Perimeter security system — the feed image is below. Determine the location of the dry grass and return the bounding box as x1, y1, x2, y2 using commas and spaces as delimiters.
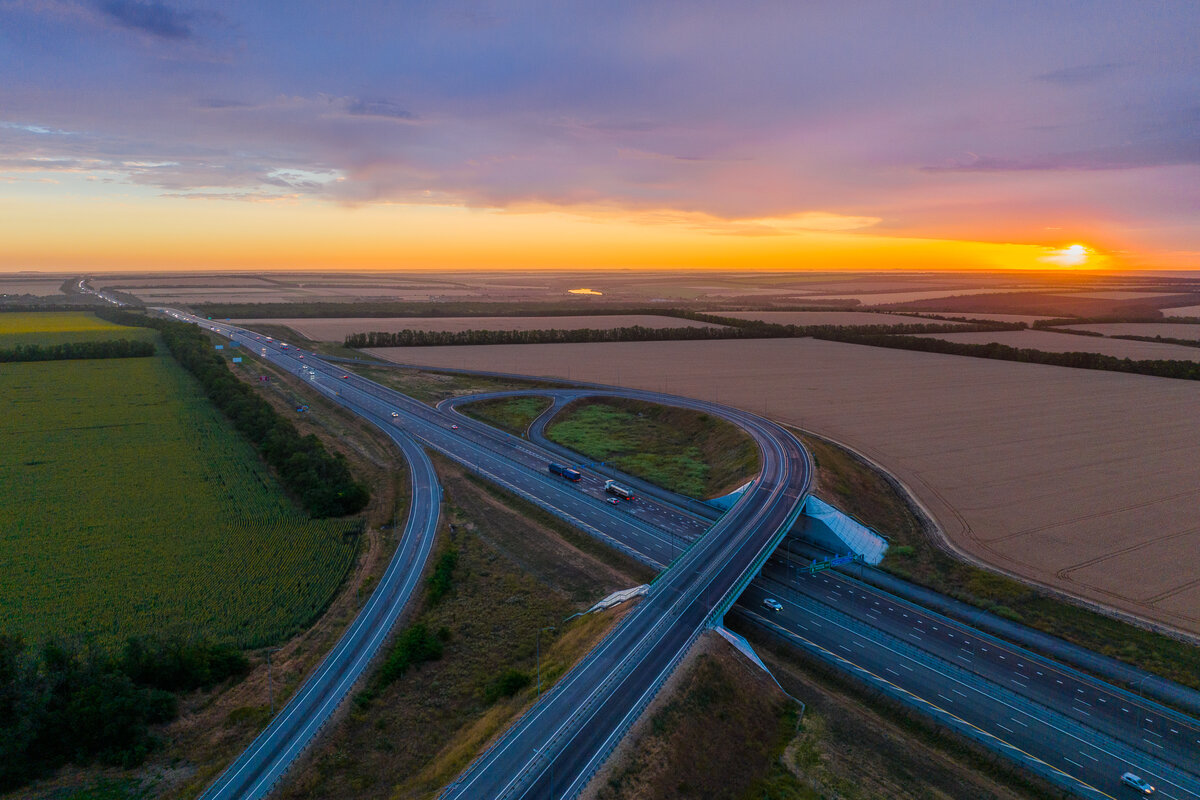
912, 329, 1200, 361
376, 338, 1200, 637
732, 621, 1062, 800
588, 634, 797, 800
237, 315, 724, 341
276, 456, 644, 800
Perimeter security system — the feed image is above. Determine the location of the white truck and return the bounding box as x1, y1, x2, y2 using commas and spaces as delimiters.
604, 480, 635, 500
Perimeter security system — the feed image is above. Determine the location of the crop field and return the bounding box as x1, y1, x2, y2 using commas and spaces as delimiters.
236, 314, 724, 341
0, 310, 157, 347
0, 353, 358, 649
1061, 322, 1200, 341
378, 338, 1200, 636
910, 329, 1200, 362
717, 310, 969, 326
1164, 305, 1200, 318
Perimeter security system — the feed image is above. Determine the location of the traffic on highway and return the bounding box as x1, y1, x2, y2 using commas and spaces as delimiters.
163, 310, 1200, 800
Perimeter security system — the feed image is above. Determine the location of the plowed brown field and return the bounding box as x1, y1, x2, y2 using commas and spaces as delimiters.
368, 338, 1200, 636
243, 315, 723, 341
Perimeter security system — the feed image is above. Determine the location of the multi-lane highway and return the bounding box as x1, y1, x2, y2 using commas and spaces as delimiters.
163, 311, 810, 800
165, 310, 1200, 800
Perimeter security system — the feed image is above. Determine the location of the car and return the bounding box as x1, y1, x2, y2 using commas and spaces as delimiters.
762, 598, 783, 612
1121, 773, 1155, 794
341, 374, 349, 379
391, 412, 399, 418
297, 354, 304, 359
451, 424, 459, 430
606, 497, 621, 506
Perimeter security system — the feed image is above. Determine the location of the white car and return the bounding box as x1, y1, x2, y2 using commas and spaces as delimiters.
762, 598, 783, 612
1121, 773, 1154, 794
391, 412, 400, 418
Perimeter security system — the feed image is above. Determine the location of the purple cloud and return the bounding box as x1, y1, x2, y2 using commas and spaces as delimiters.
97, 0, 194, 39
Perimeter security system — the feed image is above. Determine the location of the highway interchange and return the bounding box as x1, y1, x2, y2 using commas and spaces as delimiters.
161, 309, 1200, 800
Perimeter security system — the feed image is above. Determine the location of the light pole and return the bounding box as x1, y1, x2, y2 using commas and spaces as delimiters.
537, 626, 556, 700
266, 647, 284, 715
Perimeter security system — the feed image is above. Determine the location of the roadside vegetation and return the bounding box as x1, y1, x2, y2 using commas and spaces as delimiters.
727, 622, 1063, 800
457, 395, 552, 436
346, 362, 558, 406
277, 456, 644, 800
546, 397, 759, 499
593, 636, 800, 800
0, 636, 247, 793
593, 631, 1056, 800
798, 431, 1200, 692
100, 310, 369, 517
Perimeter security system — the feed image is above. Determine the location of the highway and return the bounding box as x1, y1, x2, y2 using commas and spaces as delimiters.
166, 311, 1200, 800
198, 408, 442, 800
432, 382, 1200, 799
163, 311, 810, 800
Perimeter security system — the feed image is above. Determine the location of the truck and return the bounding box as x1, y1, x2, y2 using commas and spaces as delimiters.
548, 463, 583, 482
604, 480, 635, 500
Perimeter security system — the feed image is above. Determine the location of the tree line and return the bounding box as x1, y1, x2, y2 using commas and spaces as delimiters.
0, 338, 155, 363
97, 310, 369, 518
0, 634, 248, 791
343, 319, 1010, 348
809, 330, 1200, 381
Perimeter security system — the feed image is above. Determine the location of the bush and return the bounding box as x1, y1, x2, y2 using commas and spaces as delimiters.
427, 547, 459, 605
375, 623, 444, 690
484, 669, 531, 703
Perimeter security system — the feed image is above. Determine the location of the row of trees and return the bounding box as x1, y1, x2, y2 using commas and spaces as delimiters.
344, 319, 1016, 348
0, 634, 247, 791
98, 310, 369, 518
0, 339, 155, 363
811, 330, 1200, 381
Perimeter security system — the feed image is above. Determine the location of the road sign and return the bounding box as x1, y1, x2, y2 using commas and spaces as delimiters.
214, 344, 224, 350
231, 357, 243, 363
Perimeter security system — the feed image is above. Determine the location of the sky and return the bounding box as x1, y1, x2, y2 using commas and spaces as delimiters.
0, 0, 1197, 272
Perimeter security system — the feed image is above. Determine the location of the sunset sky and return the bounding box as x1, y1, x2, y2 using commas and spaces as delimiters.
1, 1, 1197, 272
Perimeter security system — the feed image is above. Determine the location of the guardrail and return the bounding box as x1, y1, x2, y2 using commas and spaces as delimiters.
736, 585, 1200, 799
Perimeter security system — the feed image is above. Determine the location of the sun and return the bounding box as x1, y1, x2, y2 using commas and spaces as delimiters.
1040, 243, 1091, 267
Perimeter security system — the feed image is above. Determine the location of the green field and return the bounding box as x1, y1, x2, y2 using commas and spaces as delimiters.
0, 351, 359, 649
0, 310, 157, 347
458, 395, 552, 436
545, 397, 760, 499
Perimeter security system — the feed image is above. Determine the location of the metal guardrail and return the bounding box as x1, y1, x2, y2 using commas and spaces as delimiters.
739, 583, 1200, 798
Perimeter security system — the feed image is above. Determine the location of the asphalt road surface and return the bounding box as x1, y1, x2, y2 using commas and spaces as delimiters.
168, 312, 1200, 800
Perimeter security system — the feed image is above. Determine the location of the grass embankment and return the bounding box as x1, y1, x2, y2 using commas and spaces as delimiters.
458, 395, 553, 436
546, 397, 759, 499
593, 631, 1053, 800
797, 431, 1200, 692
348, 363, 558, 406
729, 622, 1062, 800
278, 457, 646, 800
593, 635, 800, 800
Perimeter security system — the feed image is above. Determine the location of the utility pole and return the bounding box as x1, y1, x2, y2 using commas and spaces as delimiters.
537, 626, 556, 700
266, 647, 284, 715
